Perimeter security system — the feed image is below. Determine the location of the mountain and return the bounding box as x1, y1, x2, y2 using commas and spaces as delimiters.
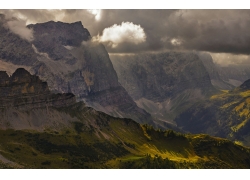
197, 52, 234, 90
0, 68, 250, 169
0, 15, 153, 126
110, 52, 218, 127
175, 79, 250, 146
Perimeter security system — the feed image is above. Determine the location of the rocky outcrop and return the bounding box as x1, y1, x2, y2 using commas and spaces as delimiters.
0, 68, 76, 110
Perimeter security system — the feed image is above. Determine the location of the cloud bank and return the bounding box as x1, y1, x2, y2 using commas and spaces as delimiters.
1, 9, 250, 65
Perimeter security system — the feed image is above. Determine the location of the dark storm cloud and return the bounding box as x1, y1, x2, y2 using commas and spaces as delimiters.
164, 10, 250, 55
1, 9, 250, 55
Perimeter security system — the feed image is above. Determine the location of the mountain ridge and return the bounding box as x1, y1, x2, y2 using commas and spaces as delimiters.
0, 16, 155, 126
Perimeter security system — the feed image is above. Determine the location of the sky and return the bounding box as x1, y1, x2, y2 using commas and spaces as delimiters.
1, 8, 250, 66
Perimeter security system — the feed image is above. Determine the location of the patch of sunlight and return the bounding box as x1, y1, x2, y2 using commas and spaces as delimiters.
235, 102, 245, 112
240, 90, 250, 97
246, 98, 250, 104
221, 90, 229, 93
234, 141, 244, 146
221, 101, 239, 109
232, 118, 249, 132
239, 109, 250, 117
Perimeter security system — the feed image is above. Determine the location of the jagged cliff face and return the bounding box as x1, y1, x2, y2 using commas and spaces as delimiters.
110, 52, 217, 126
0, 16, 153, 125
0, 68, 76, 109
0, 68, 77, 131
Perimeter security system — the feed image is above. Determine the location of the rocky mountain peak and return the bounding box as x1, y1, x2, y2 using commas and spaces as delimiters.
27, 20, 91, 61
28, 20, 91, 46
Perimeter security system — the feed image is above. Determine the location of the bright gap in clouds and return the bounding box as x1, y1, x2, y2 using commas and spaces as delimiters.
171, 38, 182, 46
210, 53, 250, 67
93, 21, 146, 48
87, 9, 101, 21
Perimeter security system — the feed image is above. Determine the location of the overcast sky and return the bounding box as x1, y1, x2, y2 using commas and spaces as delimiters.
1, 9, 250, 66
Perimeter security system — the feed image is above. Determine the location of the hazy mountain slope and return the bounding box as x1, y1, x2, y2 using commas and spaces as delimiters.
216, 64, 250, 87
110, 52, 218, 127
197, 52, 234, 90
175, 79, 250, 146
0, 15, 153, 125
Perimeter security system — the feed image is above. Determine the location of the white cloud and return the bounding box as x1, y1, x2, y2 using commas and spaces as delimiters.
171, 38, 182, 46
6, 19, 34, 42
93, 22, 146, 48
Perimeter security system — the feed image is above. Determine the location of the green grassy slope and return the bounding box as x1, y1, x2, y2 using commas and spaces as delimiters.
0, 102, 250, 169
